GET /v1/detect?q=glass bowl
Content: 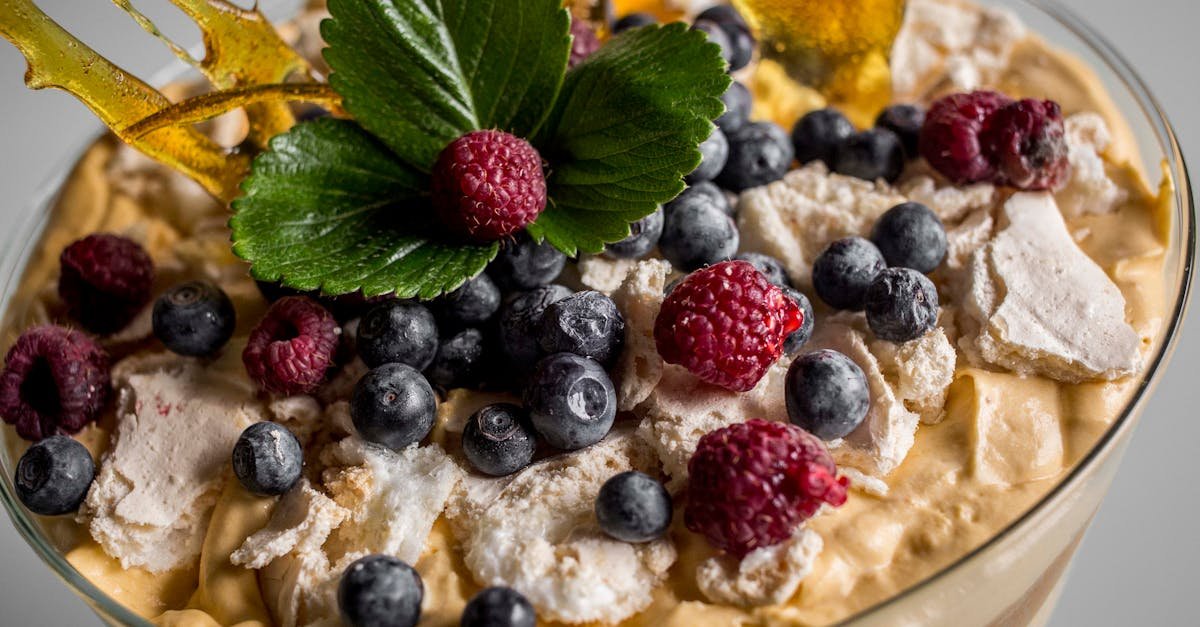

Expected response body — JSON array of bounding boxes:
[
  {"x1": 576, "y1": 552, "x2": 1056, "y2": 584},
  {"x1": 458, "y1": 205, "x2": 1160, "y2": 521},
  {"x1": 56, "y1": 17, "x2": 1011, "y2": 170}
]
[{"x1": 0, "y1": 1, "x2": 1192, "y2": 625}]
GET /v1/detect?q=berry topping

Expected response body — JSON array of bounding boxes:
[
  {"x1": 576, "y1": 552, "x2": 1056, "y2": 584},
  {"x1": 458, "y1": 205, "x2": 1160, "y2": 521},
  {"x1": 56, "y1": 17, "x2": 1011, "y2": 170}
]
[
  {"x1": 685, "y1": 419, "x2": 847, "y2": 558},
  {"x1": 243, "y1": 296, "x2": 339, "y2": 395},
  {"x1": 718, "y1": 121, "x2": 795, "y2": 192},
  {"x1": 0, "y1": 325, "x2": 109, "y2": 441},
  {"x1": 785, "y1": 350, "x2": 871, "y2": 440},
  {"x1": 424, "y1": 328, "x2": 487, "y2": 390},
  {"x1": 871, "y1": 202, "x2": 948, "y2": 274},
  {"x1": 691, "y1": 19, "x2": 734, "y2": 66},
  {"x1": 461, "y1": 403, "x2": 537, "y2": 477},
  {"x1": 792, "y1": 108, "x2": 855, "y2": 166},
  {"x1": 539, "y1": 290, "x2": 626, "y2": 367},
  {"x1": 14, "y1": 435, "x2": 94, "y2": 516},
  {"x1": 498, "y1": 284, "x2": 573, "y2": 374},
  {"x1": 232, "y1": 422, "x2": 303, "y2": 496},
  {"x1": 832, "y1": 129, "x2": 905, "y2": 183},
  {"x1": 687, "y1": 127, "x2": 730, "y2": 184},
  {"x1": 524, "y1": 352, "x2": 616, "y2": 451},
  {"x1": 812, "y1": 237, "x2": 887, "y2": 311},
  {"x1": 595, "y1": 470, "x2": 673, "y2": 543},
  {"x1": 700, "y1": 6, "x2": 755, "y2": 73},
  {"x1": 58, "y1": 233, "x2": 154, "y2": 334},
  {"x1": 919, "y1": 90, "x2": 1013, "y2": 184},
  {"x1": 431, "y1": 130, "x2": 547, "y2": 242},
  {"x1": 613, "y1": 12, "x2": 657, "y2": 34},
  {"x1": 874, "y1": 104, "x2": 926, "y2": 158},
  {"x1": 461, "y1": 587, "x2": 536, "y2": 627},
  {"x1": 433, "y1": 274, "x2": 501, "y2": 329},
  {"x1": 357, "y1": 301, "x2": 439, "y2": 370},
  {"x1": 735, "y1": 252, "x2": 793, "y2": 288},
  {"x1": 488, "y1": 233, "x2": 567, "y2": 291},
  {"x1": 654, "y1": 261, "x2": 802, "y2": 392},
  {"x1": 351, "y1": 363, "x2": 436, "y2": 451},
  {"x1": 660, "y1": 191, "x2": 739, "y2": 272},
  {"x1": 716, "y1": 81, "x2": 753, "y2": 135},
  {"x1": 982, "y1": 98, "x2": 1070, "y2": 190},
  {"x1": 782, "y1": 287, "x2": 816, "y2": 356},
  {"x1": 605, "y1": 207, "x2": 664, "y2": 259},
  {"x1": 152, "y1": 281, "x2": 236, "y2": 357},
  {"x1": 569, "y1": 18, "x2": 601, "y2": 68},
  {"x1": 865, "y1": 268, "x2": 940, "y2": 343},
  {"x1": 338, "y1": 555, "x2": 423, "y2": 627}
]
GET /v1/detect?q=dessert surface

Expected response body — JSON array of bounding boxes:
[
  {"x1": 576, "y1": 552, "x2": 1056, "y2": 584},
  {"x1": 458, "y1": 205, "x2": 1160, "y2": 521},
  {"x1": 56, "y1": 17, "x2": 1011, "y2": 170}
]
[{"x1": 0, "y1": 0, "x2": 1174, "y2": 626}]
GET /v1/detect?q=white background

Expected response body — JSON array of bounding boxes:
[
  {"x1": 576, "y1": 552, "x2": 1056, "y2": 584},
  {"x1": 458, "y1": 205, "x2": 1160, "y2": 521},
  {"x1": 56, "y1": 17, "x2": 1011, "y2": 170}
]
[{"x1": 0, "y1": 1, "x2": 1196, "y2": 625}]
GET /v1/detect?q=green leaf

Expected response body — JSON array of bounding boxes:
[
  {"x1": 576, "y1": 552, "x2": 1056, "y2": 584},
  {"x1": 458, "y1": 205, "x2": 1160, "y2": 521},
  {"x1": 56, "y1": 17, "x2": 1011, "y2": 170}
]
[
  {"x1": 321, "y1": 0, "x2": 571, "y2": 172},
  {"x1": 230, "y1": 118, "x2": 498, "y2": 300},
  {"x1": 532, "y1": 24, "x2": 731, "y2": 255}
]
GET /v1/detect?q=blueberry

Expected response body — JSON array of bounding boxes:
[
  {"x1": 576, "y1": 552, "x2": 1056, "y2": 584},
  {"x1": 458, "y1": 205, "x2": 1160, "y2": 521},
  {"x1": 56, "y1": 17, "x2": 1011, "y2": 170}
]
[
  {"x1": 659, "y1": 196, "x2": 739, "y2": 272},
  {"x1": 865, "y1": 268, "x2": 939, "y2": 343},
  {"x1": 358, "y1": 301, "x2": 439, "y2": 370},
  {"x1": 424, "y1": 328, "x2": 487, "y2": 390},
  {"x1": 461, "y1": 587, "x2": 536, "y2": 627},
  {"x1": 606, "y1": 207, "x2": 664, "y2": 259},
  {"x1": 351, "y1": 363, "x2": 437, "y2": 451},
  {"x1": 723, "y1": 23, "x2": 756, "y2": 72},
  {"x1": 338, "y1": 555, "x2": 422, "y2": 627},
  {"x1": 152, "y1": 280, "x2": 236, "y2": 357},
  {"x1": 232, "y1": 422, "x2": 303, "y2": 496},
  {"x1": 687, "y1": 127, "x2": 730, "y2": 184},
  {"x1": 785, "y1": 349, "x2": 870, "y2": 441},
  {"x1": 668, "y1": 182, "x2": 732, "y2": 217},
  {"x1": 697, "y1": 5, "x2": 749, "y2": 30},
  {"x1": 716, "y1": 81, "x2": 752, "y2": 135},
  {"x1": 718, "y1": 121, "x2": 795, "y2": 192},
  {"x1": 871, "y1": 202, "x2": 947, "y2": 274},
  {"x1": 792, "y1": 108, "x2": 855, "y2": 166},
  {"x1": 782, "y1": 287, "x2": 816, "y2": 355},
  {"x1": 832, "y1": 129, "x2": 905, "y2": 183},
  {"x1": 433, "y1": 274, "x2": 501, "y2": 329},
  {"x1": 812, "y1": 237, "x2": 886, "y2": 311},
  {"x1": 691, "y1": 19, "x2": 733, "y2": 66},
  {"x1": 488, "y1": 233, "x2": 567, "y2": 291},
  {"x1": 524, "y1": 353, "x2": 616, "y2": 450},
  {"x1": 613, "y1": 12, "x2": 656, "y2": 34},
  {"x1": 875, "y1": 104, "x2": 925, "y2": 159},
  {"x1": 498, "y1": 285, "x2": 573, "y2": 373},
  {"x1": 14, "y1": 435, "x2": 94, "y2": 516},
  {"x1": 539, "y1": 291, "x2": 625, "y2": 367},
  {"x1": 462, "y1": 403, "x2": 537, "y2": 476},
  {"x1": 595, "y1": 470, "x2": 672, "y2": 543},
  {"x1": 735, "y1": 252, "x2": 791, "y2": 287}
]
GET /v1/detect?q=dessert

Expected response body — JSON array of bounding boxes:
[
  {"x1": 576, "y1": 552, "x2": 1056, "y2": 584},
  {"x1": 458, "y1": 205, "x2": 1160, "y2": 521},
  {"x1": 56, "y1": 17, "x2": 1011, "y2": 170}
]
[{"x1": 0, "y1": 0, "x2": 1179, "y2": 626}]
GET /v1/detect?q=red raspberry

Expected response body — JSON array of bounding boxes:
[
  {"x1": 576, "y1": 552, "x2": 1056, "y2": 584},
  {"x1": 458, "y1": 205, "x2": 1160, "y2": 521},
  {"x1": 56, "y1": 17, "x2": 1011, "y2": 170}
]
[
  {"x1": 243, "y1": 296, "x2": 340, "y2": 395},
  {"x1": 919, "y1": 91, "x2": 1013, "y2": 184},
  {"x1": 58, "y1": 234, "x2": 154, "y2": 334},
  {"x1": 654, "y1": 260, "x2": 801, "y2": 392},
  {"x1": 0, "y1": 325, "x2": 110, "y2": 441},
  {"x1": 982, "y1": 98, "x2": 1070, "y2": 191},
  {"x1": 431, "y1": 130, "x2": 547, "y2": 243},
  {"x1": 685, "y1": 419, "x2": 848, "y2": 558},
  {"x1": 569, "y1": 18, "x2": 601, "y2": 68}
]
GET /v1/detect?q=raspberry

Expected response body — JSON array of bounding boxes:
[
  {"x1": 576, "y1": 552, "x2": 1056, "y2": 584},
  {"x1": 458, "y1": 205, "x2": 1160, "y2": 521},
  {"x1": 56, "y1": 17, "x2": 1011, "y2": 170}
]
[
  {"x1": 58, "y1": 234, "x2": 154, "y2": 334},
  {"x1": 0, "y1": 325, "x2": 110, "y2": 441},
  {"x1": 569, "y1": 18, "x2": 601, "y2": 68},
  {"x1": 685, "y1": 419, "x2": 848, "y2": 558},
  {"x1": 432, "y1": 130, "x2": 547, "y2": 243},
  {"x1": 654, "y1": 260, "x2": 802, "y2": 392},
  {"x1": 243, "y1": 296, "x2": 339, "y2": 395},
  {"x1": 919, "y1": 91, "x2": 1012, "y2": 184},
  {"x1": 982, "y1": 98, "x2": 1070, "y2": 190}
]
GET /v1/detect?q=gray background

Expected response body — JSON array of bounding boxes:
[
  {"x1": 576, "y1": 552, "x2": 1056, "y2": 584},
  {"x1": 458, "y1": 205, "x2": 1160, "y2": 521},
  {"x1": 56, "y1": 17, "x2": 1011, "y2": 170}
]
[{"x1": 0, "y1": 1, "x2": 1195, "y2": 625}]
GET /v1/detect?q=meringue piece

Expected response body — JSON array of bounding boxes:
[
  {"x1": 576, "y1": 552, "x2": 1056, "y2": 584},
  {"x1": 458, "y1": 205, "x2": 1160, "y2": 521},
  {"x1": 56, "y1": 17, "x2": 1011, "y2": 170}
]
[
  {"x1": 958, "y1": 192, "x2": 1141, "y2": 382},
  {"x1": 1057, "y1": 113, "x2": 1127, "y2": 217},
  {"x1": 871, "y1": 326, "x2": 958, "y2": 424},
  {"x1": 696, "y1": 527, "x2": 824, "y2": 607},
  {"x1": 231, "y1": 479, "x2": 349, "y2": 570},
  {"x1": 899, "y1": 175, "x2": 997, "y2": 224},
  {"x1": 611, "y1": 259, "x2": 672, "y2": 411},
  {"x1": 577, "y1": 255, "x2": 638, "y2": 295},
  {"x1": 82, "y1": 358, "x2": 264, "y2": 572},
  {"x1": 448, "y1": 429, "x2": 676, "y2": 625}
]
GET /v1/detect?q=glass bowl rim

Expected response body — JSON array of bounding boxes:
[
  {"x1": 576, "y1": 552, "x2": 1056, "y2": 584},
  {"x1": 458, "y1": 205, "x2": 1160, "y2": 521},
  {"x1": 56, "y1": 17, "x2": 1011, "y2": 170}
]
[{"x1": 0, "y1": 0, "x2": 1193, "y2": 625}]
